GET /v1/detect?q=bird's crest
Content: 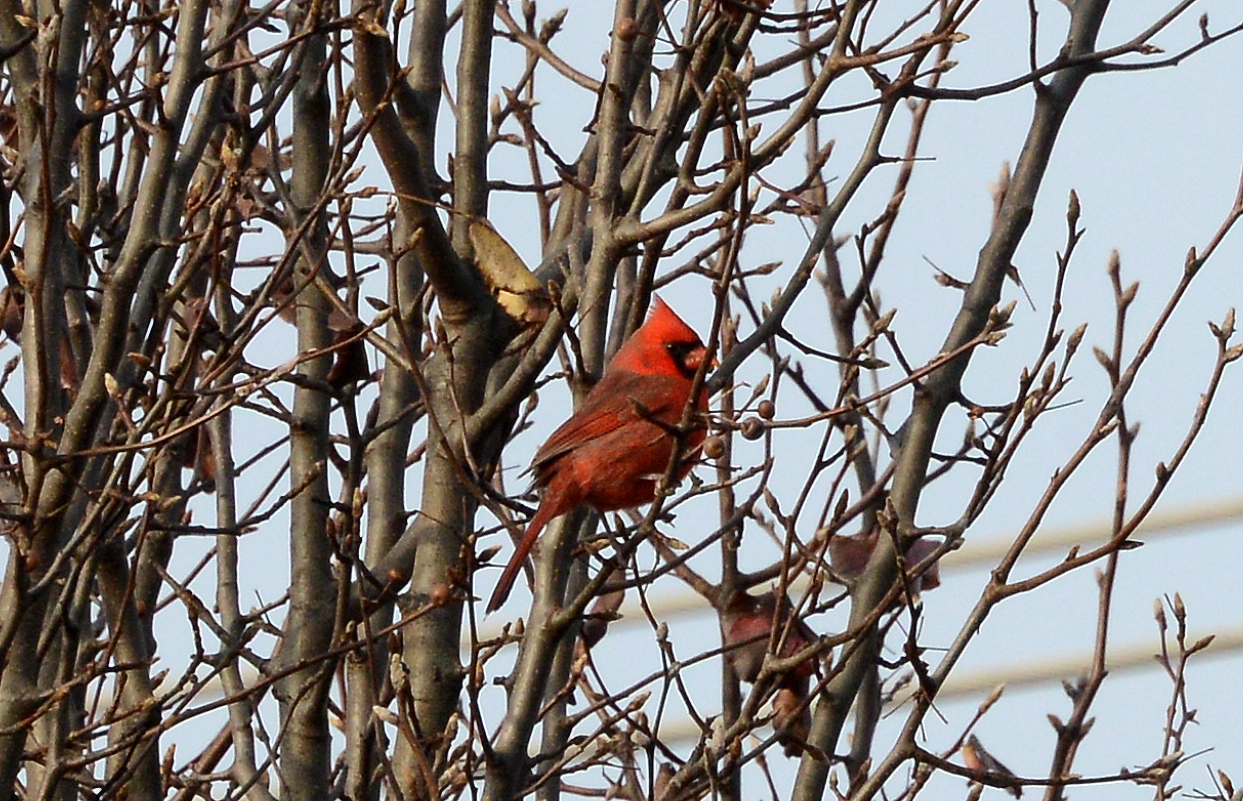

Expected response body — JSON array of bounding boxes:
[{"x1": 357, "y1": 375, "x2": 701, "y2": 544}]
[{"x1": 610, "y1": 296, "x2": 707, "y2": 379}]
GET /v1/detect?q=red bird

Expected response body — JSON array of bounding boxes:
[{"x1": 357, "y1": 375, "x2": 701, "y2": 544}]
[{"x1": 487, "y1": 298, "x2": 711, "y2": 613}]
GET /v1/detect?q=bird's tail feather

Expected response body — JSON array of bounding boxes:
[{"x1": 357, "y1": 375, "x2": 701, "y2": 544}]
[{"x1": 486, "y1": 500, "x2": 556, "y2": 613}]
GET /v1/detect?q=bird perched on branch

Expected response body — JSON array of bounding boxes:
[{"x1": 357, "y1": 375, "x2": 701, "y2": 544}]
[{"x1": 486, "y1": 297, "x2": 711, "y2": 613}]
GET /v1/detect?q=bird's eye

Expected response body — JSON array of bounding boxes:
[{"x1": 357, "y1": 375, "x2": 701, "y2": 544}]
[{"x1": 665, "y1": 340, "x2": 706, "y2": 379}]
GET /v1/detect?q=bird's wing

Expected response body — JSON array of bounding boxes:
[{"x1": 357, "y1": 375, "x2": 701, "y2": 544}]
[{"x1": 530, "y1": 370, "x2": 687, "y2": 480}]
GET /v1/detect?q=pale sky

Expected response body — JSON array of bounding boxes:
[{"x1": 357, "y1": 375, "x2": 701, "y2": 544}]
[
  {"x1": 118, "y1": 2, "x2": 1243, "y2": 796},
  {"x1": 472, "y1": 3, "x2": 1243, "y2": 796}
]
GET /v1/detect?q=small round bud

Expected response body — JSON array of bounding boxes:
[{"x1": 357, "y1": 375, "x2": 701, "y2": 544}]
[
  {"x1": 757, "y1": 399, "x2": 776, "y2": 420},
  {"x1": 702, "y1": 435, "x2": 726, "y2": 460},
  {"x1": 740, "y1": 418, "x2": 764, "y2": 440},
  {"x1": 430, "y1": 583, "x2": 451, "y2": 606},
  {"x1": 615, "y1": 17, "x2": 638, "y2": 41}
]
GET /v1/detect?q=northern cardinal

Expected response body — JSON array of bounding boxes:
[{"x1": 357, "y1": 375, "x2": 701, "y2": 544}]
[
  {"x1": 486, "y1": 298, "x2": 711, "y2": 613},
  {"x1": 720, "y1": 589, "x2": 820, "y2": 756}
]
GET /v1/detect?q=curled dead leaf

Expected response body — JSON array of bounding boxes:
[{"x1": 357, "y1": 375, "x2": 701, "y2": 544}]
[{"x1": 469, "y1": 218, "x2": 551, "y2": 326}]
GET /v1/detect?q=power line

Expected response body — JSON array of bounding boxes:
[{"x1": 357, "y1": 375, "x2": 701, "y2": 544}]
[
  {"x1": 652, "y1": 623, "x2": 1243, "y2": 746},
  {"x1": 477, "y1": 494, "x2": 1243, "y2": 639},
  {"x1": 493, "y1": 495, "x2": 1243, "y2": 745}
]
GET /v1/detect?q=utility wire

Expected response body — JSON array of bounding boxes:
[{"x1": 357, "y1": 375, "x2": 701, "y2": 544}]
[{"x1": 478, "y1": 494, "x2": 1243, "y2": 638}]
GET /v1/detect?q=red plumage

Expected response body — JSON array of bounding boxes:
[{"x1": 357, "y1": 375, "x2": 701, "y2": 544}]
[{"x1": 486, "y1": 298, "x2": 710, "y2": 613}]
